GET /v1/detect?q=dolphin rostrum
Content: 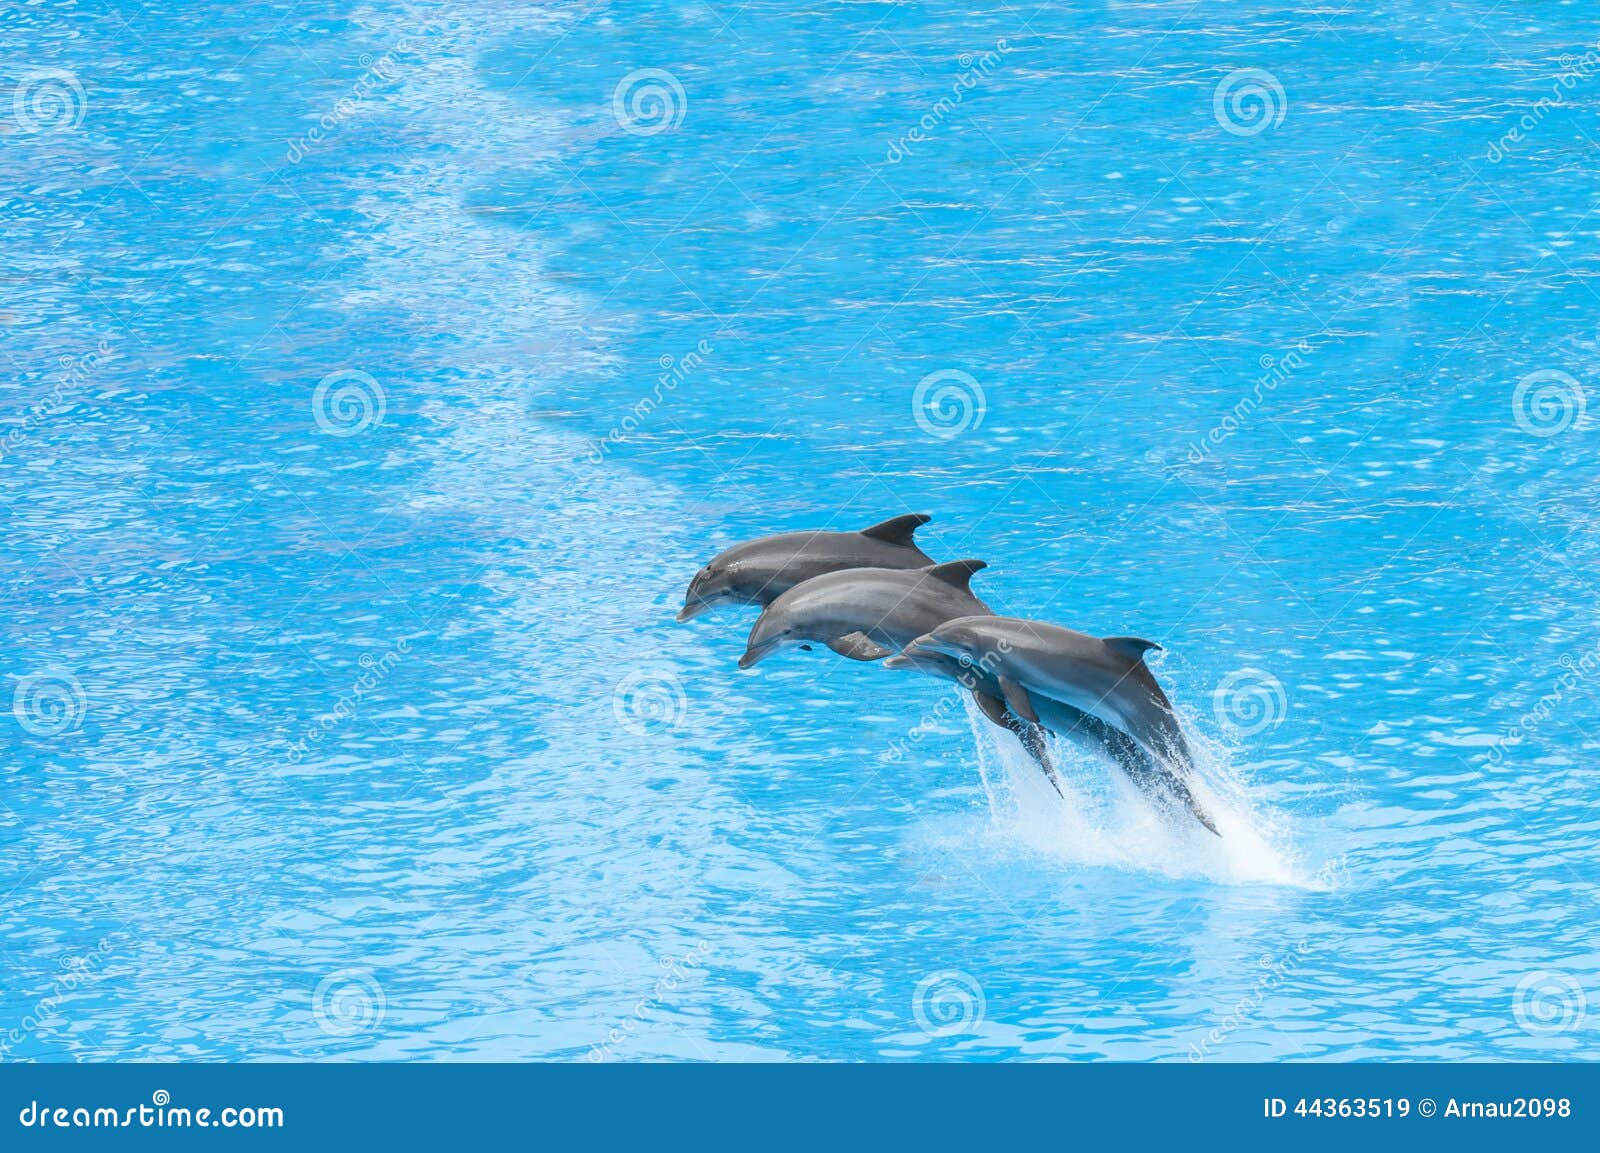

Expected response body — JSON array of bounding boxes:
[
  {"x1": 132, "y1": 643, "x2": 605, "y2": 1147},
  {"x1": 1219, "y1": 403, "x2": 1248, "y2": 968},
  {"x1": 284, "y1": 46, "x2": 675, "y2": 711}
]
[
  {"x1": 900, "y1": 615, "x2": 1219, "y2": 835},
  {"x1": 737, "y1": 561, "x2": 1062, "y2": 794},
  {"x1": 677, "y1": 514, "x2": 936, "y2": 622}
]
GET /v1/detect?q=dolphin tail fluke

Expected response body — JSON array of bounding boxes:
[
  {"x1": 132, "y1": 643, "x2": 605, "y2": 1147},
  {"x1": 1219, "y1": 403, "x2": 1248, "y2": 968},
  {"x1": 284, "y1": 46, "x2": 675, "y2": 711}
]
[
  {"x1": 1157, "y1": 763, "x2": 1221, "y2": 837},
  {"x1": 1083, "y1": 713, "x2": 1219, "y2": 837}
]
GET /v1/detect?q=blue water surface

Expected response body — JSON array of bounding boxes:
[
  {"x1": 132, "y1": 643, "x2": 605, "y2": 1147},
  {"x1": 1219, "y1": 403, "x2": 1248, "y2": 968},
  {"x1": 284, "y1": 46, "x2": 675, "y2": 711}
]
[{"x1": 3, "y1": 0, "x2": 1598, "y2": 1061}]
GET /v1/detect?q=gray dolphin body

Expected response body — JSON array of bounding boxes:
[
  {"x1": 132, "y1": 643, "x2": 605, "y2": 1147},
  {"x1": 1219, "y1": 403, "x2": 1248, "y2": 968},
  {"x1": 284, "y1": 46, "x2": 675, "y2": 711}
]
[
  {"x1": 738, "y1": 562, "x2": 1063, "y2": 794},
  {"x1": 738, "y1": 560, "x2": 994, "y2": 669},
  {"x1": 902, "y1": 615, "x2": 1219, "y2": 835},
  {"x1": 678, "y1": 514, "x2": 936, "y2": 622}
]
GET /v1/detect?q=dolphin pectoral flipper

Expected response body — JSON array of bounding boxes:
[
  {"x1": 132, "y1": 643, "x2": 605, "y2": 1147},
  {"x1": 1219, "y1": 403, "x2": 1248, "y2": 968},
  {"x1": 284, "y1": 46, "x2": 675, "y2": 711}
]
[
  {"x1": 826, "y1": 632, "x2": 894, "y2": 661},
  {"x1": 996, "y1": 676, "x2": 1038, "y2": 724},
  {"x1": 859, "y1": 513, "x2": 932, "y2": 545},
  {"x1": 969, "y1": 688, "x2": 1010, "y2": 730},
  {"x1": 1015, "y1": 723, "x2": 1063, "y2": 797},
  {"x1": 970, "y1": 689, "x2": 1062, "y2": 797}
]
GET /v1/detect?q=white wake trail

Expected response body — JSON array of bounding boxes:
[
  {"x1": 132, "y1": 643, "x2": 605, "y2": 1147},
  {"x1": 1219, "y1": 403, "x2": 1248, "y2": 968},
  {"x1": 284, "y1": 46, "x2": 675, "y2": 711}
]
[{"x1": 964, "y1": 698, "x2": 1305, "y2": 886}]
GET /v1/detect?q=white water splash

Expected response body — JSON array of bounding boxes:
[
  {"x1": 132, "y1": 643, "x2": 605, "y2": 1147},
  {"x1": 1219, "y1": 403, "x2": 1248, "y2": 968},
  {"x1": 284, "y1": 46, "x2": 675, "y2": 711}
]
[{"x1": 965, "y1": 698, "x2": 1305, "y2": 886}]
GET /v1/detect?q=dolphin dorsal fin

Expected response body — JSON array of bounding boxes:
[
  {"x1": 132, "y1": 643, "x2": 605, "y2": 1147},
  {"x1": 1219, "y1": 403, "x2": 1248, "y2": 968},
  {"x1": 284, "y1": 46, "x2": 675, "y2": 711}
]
[
  {"x1": 1103, "y1": 636, "x2": 1163, "y2": 663},
  {"x1": 923, "y1": 559, "x2": 987, "y2": 593},
  {"x1": 859, "y1": 513, "x2": 931, "y2": 546}
]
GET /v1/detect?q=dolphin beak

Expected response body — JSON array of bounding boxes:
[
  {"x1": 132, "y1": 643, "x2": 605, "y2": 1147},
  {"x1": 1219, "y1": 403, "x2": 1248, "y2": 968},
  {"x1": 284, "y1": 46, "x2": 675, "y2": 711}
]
[
  {"x1": 881, "y1": 655, "x2": 912, "y2": 670},
  {"x1": 676, "y1": 601, "x2": 708, "y2": 622},
  {"x1": 738, "y1": 636, "x2": 784, "y2": 670}
]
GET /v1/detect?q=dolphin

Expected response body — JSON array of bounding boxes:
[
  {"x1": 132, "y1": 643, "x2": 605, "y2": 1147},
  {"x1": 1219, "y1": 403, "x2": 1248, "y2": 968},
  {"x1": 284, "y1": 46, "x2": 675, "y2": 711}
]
[
  {"x1": 901, "y1": 615, "x2": 1219, "y2": 835},
  {"x1": 737, "y1": 560, "x2": 1062, "y2": 794},
  {"x1": 883, "y1": 649, "x2": 1165, "y2": 800},
  {"x1": 677, "y1": 514, "x2": 937, "y2": 622}
]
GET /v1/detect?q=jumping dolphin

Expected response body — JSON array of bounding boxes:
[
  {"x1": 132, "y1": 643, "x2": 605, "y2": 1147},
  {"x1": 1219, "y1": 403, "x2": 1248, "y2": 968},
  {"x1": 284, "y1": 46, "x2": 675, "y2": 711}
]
[
  {"x1": 900, "y1": 616, "x2": 1219, "y2": 835},
  {"x1": 736, "y1": 561, "x2": 1063, "y2": 794},
  {"x1": 677, "y1": 514, "x2": 937, "y2": 622},
  {"x1": 884, "y1": 649, "x2": 1165, "y2": 799}
]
